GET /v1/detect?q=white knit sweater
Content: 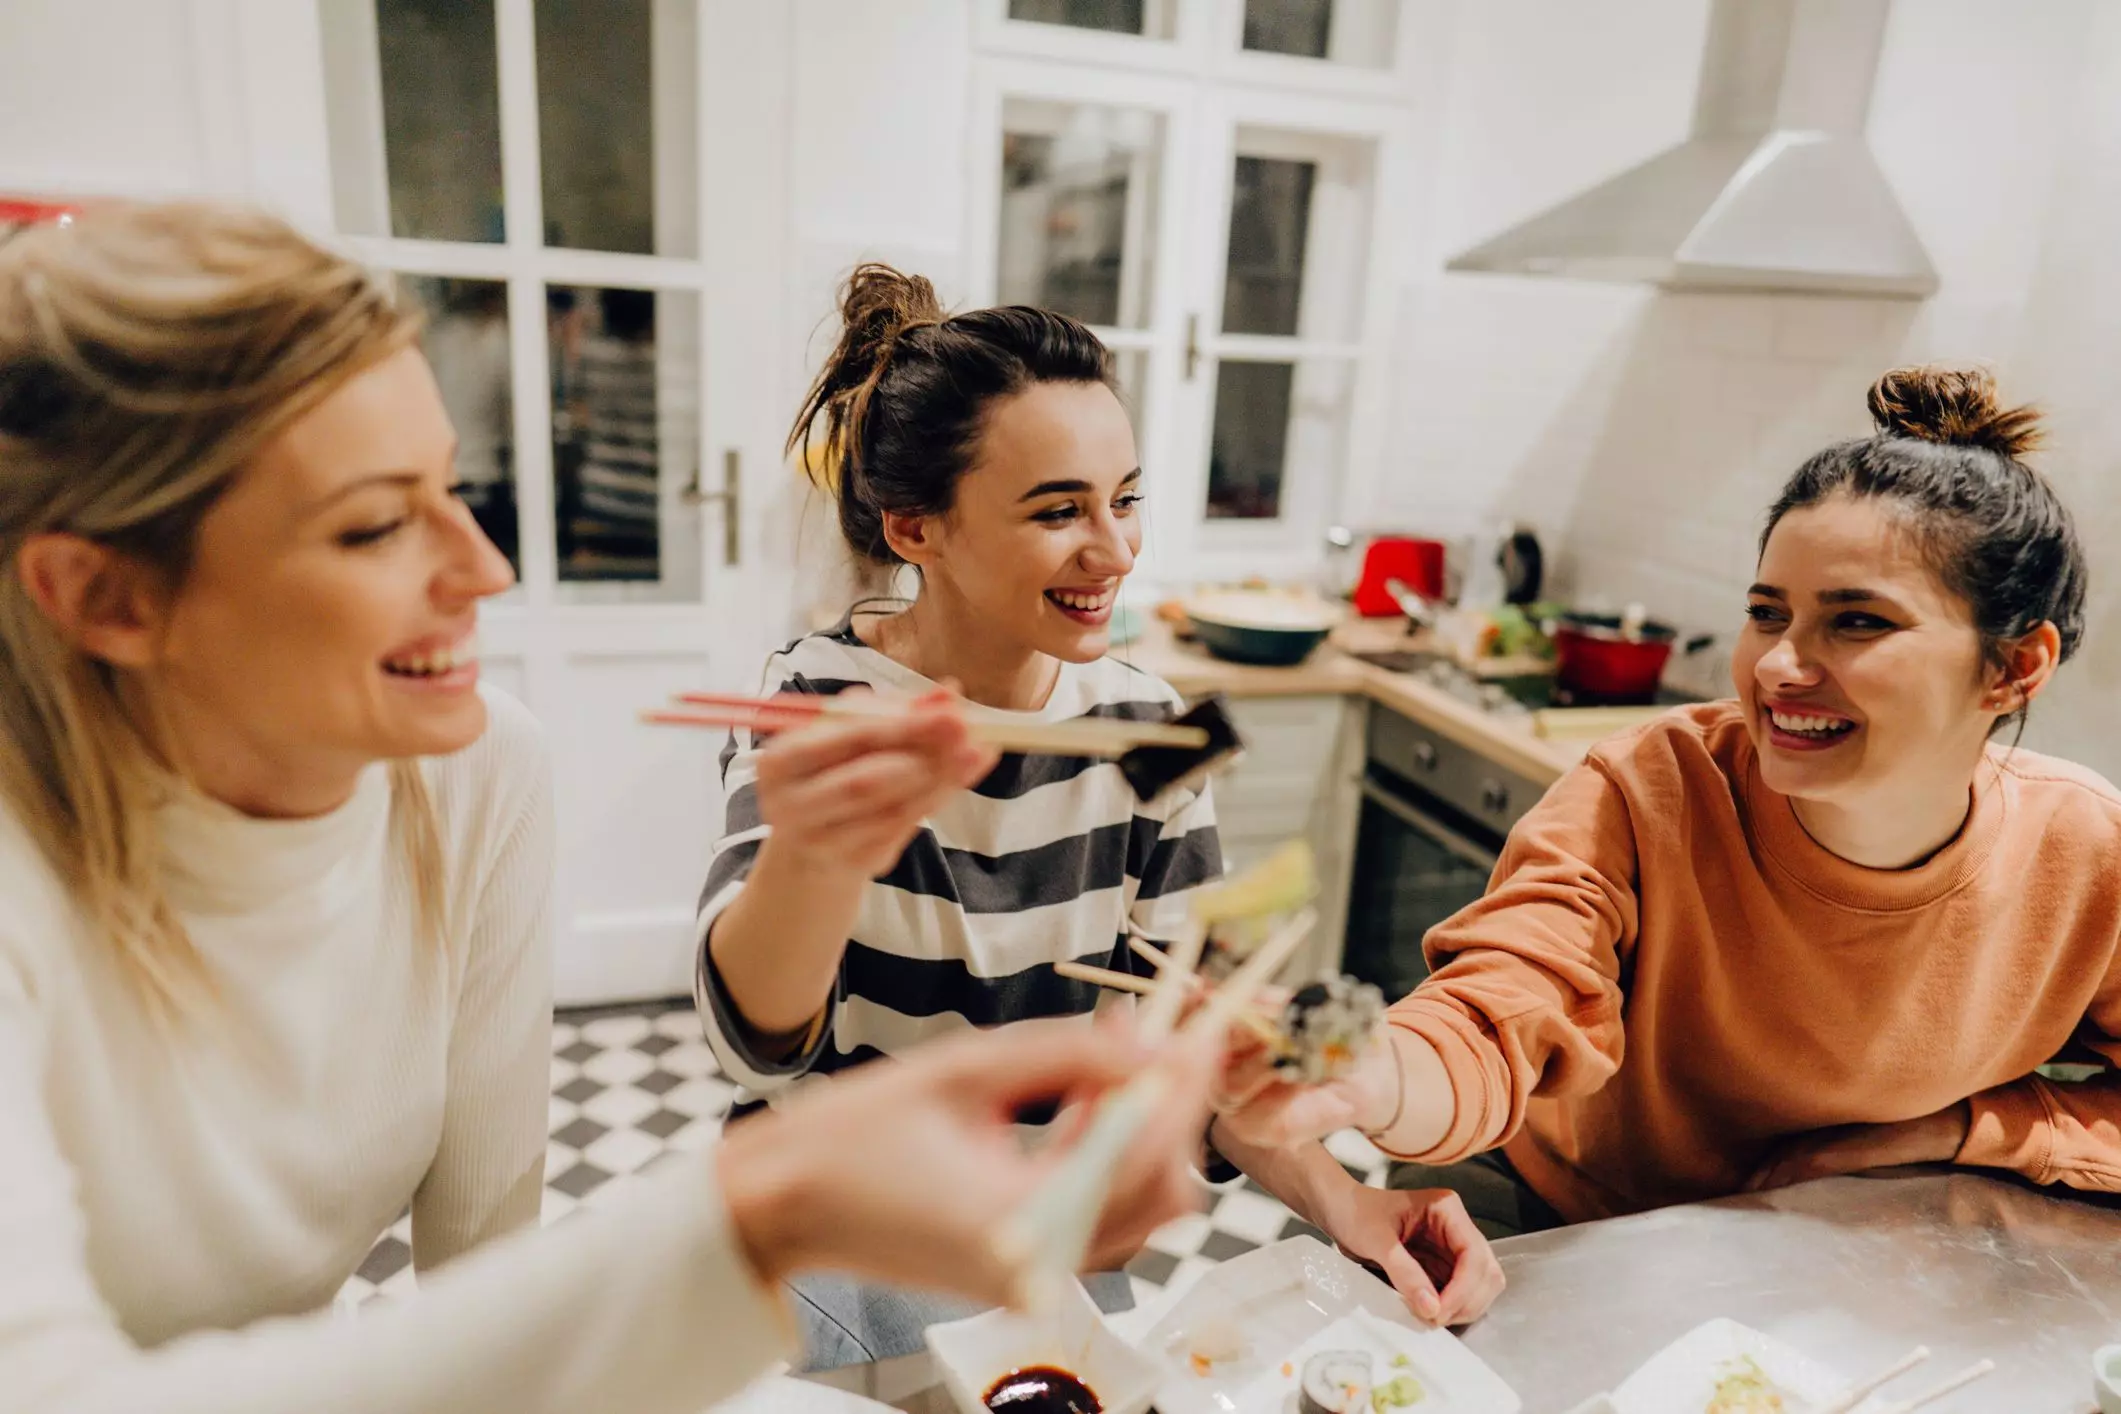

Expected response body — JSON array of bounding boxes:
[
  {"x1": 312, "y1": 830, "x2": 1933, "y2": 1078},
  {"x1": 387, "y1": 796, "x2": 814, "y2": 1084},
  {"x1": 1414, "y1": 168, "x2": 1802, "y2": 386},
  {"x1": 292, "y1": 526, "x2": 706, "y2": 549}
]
[{"x1": 0, "y1": 689, "x2": 789, "y2": 1414}]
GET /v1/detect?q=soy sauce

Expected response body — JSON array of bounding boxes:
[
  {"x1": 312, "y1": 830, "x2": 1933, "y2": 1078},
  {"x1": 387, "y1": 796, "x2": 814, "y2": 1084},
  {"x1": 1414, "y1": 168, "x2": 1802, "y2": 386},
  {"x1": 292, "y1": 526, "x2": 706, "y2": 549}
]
[{"x1": 981, "y1": 1366, "x2": 1101, "y2": 1414}]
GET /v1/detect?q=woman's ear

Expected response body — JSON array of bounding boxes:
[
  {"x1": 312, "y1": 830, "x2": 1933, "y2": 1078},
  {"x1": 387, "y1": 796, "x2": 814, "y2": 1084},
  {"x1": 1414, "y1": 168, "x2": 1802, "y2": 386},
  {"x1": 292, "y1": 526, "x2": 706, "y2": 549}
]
[
  {"x1": 1984, "y1": 621, "x2": 2062, "y2": 714},
  {"x1": 15, "y1": 533, "x2": 168, "y2": 669},
  {"x1": 879, "y1": 509, "x2": 943, "y2": 570}
]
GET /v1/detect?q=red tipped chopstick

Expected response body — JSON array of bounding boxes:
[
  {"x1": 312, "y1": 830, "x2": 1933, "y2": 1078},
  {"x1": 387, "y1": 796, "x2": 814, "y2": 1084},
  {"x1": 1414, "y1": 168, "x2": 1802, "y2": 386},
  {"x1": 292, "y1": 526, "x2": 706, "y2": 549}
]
[{"x1": 644, "y1": 689, "x2": 1209, "y2": 759}]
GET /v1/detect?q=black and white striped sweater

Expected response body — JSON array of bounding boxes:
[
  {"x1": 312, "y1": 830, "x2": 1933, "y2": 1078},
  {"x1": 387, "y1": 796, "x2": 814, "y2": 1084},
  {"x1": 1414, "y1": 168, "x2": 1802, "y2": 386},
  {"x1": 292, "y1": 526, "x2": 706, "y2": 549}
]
[{"x1": 694, "y1": 608, "x2": 1223, "y2": 1117}]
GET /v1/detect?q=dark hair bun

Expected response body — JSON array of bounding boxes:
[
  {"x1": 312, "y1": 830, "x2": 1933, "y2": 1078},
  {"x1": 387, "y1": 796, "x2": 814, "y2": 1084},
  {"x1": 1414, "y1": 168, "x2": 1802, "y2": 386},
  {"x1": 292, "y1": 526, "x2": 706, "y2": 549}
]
[
  {"x1": 1867, "y1": 366, "x2": 2043, "y2": 459},
  {"x1": 839, "y1": 263, "x2": 945, "y2": 358}
]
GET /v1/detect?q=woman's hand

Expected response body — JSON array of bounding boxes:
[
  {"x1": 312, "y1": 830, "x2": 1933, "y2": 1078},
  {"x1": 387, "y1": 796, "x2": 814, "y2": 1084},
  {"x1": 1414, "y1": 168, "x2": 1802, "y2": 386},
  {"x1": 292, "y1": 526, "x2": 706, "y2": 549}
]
[
  {"x1": 1308, "y1": 1178, "x2": 1506, "y2": 1328},
  {"x1": 755, "y1": 689, "x2": 997, "y2": 881},
  {"x1": 1210, "y1": 1027, "x2": 1403, "y2": 1151},
  {"x1": 717, "y1": 1017, "x2": 1221, "y2": 1307},
  {"x1": 1742, "y1": 1103, "x2": 1972, "y2": 1193}
]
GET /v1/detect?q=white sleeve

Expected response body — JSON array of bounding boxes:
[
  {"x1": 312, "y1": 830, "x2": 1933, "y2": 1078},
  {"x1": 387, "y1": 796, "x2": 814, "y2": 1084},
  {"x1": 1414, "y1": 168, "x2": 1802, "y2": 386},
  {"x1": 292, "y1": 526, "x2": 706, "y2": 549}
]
[
  {"x1": 694, "y1": 696, "x2": 836, "y2": 1097},
  {"x1": 412, "y1": 740, "x2": 556, "y2": 1272},
  {"x1": 0, "y1": 965, "x2": 794, "y2": 1414}
]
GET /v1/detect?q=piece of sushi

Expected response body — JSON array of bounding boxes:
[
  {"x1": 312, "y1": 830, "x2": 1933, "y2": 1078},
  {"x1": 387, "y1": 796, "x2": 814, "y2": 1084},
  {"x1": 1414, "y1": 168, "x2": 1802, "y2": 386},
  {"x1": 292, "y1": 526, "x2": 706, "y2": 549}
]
[
  {"x1": 1275, "y1": 975, "x2": 1388, "y2": 1084},
  {"x1": 1298, "y1": 1350, "x2": 1373, "y2": 1414}
]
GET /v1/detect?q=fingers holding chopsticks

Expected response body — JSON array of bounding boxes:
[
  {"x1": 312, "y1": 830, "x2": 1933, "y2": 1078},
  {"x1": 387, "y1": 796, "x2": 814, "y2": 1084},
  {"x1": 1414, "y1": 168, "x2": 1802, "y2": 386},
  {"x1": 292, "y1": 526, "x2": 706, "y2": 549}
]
[{"x1": 752, "y1": 689, "x2": 999, "y2": 878}]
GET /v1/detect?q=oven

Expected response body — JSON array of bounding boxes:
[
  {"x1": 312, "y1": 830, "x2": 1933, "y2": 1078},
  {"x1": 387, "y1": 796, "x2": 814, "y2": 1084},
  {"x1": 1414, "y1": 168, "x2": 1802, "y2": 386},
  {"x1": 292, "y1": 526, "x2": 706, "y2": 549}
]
[{"x1": 1339, "y1": 704, "x2": 1546, "y2": 1001}]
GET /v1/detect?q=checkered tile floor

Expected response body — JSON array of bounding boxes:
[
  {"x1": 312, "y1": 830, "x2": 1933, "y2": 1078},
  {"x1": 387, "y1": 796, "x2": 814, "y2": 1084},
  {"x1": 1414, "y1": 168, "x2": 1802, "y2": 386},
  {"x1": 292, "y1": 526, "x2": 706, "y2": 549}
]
[{"x1": 339, "y1": 1000, "x2": 1392, "y2": 1312}]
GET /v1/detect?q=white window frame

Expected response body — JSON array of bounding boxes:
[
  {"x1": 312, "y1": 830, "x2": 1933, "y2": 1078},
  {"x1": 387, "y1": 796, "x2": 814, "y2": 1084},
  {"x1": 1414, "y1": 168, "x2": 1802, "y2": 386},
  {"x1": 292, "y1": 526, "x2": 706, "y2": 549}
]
[
  {"x1": 317, "y1": 0, "x2": 738, "y2": 661},
  {"x1": 969, "y1": 7, "x2": 1418, "y2": 586}
]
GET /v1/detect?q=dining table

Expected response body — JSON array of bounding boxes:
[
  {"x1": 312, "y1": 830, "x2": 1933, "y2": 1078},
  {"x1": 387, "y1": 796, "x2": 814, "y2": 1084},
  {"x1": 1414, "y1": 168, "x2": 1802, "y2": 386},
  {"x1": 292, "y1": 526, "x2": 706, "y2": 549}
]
[{"x1": 801, "y1": 1170, "x2": 2121, "y2": 1413}]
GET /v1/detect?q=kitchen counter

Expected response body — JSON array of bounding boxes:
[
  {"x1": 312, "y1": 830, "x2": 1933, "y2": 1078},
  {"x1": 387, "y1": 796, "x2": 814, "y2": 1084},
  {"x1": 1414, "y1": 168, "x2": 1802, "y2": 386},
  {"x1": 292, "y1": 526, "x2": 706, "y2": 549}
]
[
  {"x1": 1124, "y1": 616, "x2": 1589, "y2": 786},
  {"x1": 1467, "y1": 1171, "x2": 2121, "y2": 1411},
  {"x1": 809, "y1": 1172, "x2": 2121, "y2": 1413}
]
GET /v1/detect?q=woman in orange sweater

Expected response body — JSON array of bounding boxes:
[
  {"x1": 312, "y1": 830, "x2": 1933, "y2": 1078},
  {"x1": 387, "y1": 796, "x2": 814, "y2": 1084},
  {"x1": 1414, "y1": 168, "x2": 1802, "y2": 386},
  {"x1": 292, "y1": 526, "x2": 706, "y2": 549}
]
[{"x1": 1215, "y1": 365, "x2": 2119, "y2": 1237}]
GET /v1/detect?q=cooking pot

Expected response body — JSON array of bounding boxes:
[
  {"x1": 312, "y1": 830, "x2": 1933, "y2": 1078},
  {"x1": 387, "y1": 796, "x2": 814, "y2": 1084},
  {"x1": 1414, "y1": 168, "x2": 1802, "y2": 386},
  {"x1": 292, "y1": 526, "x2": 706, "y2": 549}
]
[{"x1": 1551, "y1": 612, "x2": 1713, "y2": 703}]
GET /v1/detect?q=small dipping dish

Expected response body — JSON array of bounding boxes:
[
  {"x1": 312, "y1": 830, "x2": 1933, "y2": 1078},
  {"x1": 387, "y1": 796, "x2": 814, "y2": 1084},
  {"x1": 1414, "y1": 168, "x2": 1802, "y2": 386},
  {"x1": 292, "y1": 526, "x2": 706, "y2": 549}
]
[{"x1": 926, "y1": 1282, "x2": 1157, "y2": 1414}]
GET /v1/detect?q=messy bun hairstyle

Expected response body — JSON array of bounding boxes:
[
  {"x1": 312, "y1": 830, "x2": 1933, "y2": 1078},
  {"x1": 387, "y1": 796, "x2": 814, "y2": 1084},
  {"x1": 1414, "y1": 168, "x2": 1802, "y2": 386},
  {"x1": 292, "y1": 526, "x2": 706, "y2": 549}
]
[
  {"x1": 1761, "y1": 366, "x2": 2088, "y2": 728},
  {"x1": 787, "y1": 263, "x2": 1113, "y2": 565}
]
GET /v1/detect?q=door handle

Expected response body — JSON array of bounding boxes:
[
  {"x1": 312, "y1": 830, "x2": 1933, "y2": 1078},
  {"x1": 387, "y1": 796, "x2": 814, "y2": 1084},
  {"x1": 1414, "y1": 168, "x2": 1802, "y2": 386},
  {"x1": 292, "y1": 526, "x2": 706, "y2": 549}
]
[
  {"x1": 682, "y1": 448, "x2": 741, "y2": 566},
  {"x1": 1184, "y1": 312, "x2": 1201, "y2": 380}
]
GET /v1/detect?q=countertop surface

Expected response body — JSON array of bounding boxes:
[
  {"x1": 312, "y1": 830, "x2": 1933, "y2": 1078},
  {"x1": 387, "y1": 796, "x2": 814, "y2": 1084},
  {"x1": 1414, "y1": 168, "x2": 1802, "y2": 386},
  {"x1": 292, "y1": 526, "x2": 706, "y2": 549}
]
[
  {"x1": 1123, "y1": 616, "x2": 1624, "y2": 786},
  {"x1": 1465, "y1": 1171, "x2": 2121, "y2": 1411},
  {"x1": 810, "y1": 1172, "x2": 2121, "y2": 1414}
]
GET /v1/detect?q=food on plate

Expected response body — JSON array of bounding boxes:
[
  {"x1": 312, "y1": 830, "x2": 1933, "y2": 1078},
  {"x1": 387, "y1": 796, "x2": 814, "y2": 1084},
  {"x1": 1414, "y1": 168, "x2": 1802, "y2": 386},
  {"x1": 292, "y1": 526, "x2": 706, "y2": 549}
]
[
  {"x1": 982, "y1": 1366, "x2": 1101, "y2": 1414},
  {"x1": 1369, "y1": 1373, "x2": 1426, "y2": 1411},
  {"x1": 1273, "y1": 975, "x2": 1388, "y2": 1085},
  {"x1": 1182, "y1": 1316, "x2": 1247, "y2": 1374},
  {"x1": 1704, "y1": 1355, "x2": 1785, "y2": 1413},
  {"x1": 1298, "y1": 1350, "x2": 1374, "y2": 1414}
]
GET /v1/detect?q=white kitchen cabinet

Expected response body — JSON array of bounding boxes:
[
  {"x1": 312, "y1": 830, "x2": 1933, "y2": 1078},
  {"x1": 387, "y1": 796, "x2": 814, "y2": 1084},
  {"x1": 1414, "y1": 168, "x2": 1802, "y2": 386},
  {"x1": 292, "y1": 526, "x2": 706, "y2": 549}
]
[{"x1": 1203, "y1": 693, "x2": 1364, "y2": 979}]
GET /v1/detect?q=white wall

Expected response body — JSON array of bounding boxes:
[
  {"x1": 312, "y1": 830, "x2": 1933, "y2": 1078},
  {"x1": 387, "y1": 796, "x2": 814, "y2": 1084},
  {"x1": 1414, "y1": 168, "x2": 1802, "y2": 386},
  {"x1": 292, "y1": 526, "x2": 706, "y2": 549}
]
[
  {"x1": 1363, "y1": 0, "x2": 2120, "y2": 777},
  {"x1": 7, "y1": 0, "x2": 2115, "y2": 774}
]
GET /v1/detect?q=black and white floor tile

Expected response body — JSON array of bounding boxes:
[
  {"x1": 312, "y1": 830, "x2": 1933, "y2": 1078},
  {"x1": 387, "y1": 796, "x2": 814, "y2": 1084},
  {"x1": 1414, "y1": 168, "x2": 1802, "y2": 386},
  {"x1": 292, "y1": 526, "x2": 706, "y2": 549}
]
[{"x1": 340, "y1": 1000, "x2": 1392, "y2": 1313}]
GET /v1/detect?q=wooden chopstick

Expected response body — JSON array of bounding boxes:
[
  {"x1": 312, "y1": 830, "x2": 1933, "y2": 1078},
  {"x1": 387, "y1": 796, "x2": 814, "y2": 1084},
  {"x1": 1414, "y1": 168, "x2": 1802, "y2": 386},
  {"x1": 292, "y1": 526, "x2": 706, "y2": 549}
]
[
  {"x1": 666, "y1": 690, "x2": 1209, "y2": 756},
  {"x1": 1055, "y1": 960, "x2": 1284, "y2": 1042},
  {"x1": 1871, "y1": 1359, "x2": 1994, "y2": 1414},
  {"x1": 1816, "y1": 1346, "x2": 1929, "y2": 1414}
]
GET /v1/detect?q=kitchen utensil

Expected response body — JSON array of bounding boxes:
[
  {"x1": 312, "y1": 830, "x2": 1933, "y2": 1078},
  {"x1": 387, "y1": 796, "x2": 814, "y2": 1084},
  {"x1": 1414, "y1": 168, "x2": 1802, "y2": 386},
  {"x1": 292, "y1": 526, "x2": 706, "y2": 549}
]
[
  {"x1": 1550, "y1": 612, "x2": 1714, "y2": 704},
  {"x1": 1184, "y1": 592, "x2": 1340, "y2": 667},
  {"x1": 1816, "y1": 1345, "x2": 1929, "y2": 1414},
  {"x1": 1353, "y1": 538, "x2": 1447, "y2": 617},
  {"x1": 646, "y1": 690, "x2": 1245, "y2": 804},
  {"x1": 1052, "y1": 958, "x2": 1282, "y2": 1042},
  {"x1": 1871, "y1": 1359, "x2": 1993, "y2": 1414},
  {"x1": 1383, "y1": 578, "x2": 1433, "y2": 631},
  {"x1": 1499, "y1": 528, "x2": 1544, "y2": 604}
]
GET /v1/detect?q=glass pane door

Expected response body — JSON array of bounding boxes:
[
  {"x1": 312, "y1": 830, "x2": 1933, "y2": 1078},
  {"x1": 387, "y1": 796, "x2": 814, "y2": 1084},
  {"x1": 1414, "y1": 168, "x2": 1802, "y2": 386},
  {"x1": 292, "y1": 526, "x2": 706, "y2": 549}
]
[
  {"x1": 1240, "y1": 0, "x2": 1398, "y2": 69},
  {"x1": 1006, "y1": 0, "x2": 1177, "y2": 40},
  {"x1": 998, "y1": 98, "x2": 1165, "y2": 330},
  {"x1": 1197, "y1": 124, "x2": 1374, "y2": 524}
]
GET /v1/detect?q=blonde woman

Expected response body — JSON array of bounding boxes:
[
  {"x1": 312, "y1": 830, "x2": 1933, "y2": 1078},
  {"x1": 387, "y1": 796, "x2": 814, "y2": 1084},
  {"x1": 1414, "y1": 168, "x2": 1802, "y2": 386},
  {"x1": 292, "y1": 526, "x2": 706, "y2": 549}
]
[{"x1": 0, "y1": 200, "x2": 1218, "y2": 1413}]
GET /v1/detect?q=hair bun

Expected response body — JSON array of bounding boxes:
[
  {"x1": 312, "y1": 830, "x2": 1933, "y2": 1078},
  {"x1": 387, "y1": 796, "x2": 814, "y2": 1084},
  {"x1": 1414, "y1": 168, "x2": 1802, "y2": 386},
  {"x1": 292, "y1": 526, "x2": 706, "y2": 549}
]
[
  {"x1": 1867, "y1": 365, "x2": 2043, "y2": 459},
  {"x1": 839, "y1": 263, "x2": 945, "y2": 352}
]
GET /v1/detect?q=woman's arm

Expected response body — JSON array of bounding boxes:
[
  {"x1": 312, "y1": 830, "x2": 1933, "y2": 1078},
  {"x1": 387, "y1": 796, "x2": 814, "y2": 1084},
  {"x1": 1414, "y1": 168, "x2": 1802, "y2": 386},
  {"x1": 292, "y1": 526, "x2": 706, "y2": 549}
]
[
  {"x1": 0, "y1": 998, "x2": 1211, "y2": 1414},
  {"x1": 698, "y1": 694, "x2": 995, "y2": 1084},
  {"x1": 1212, "y1": 761, "x2": 1641, "y2": 1162}
]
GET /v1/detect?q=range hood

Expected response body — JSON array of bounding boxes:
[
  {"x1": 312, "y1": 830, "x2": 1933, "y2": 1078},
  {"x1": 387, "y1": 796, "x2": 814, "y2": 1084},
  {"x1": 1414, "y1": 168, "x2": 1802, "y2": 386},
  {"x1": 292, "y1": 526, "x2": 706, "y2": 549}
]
[{"x1": 1445, "y1": 0, "x2": 1937, "y2": 298}]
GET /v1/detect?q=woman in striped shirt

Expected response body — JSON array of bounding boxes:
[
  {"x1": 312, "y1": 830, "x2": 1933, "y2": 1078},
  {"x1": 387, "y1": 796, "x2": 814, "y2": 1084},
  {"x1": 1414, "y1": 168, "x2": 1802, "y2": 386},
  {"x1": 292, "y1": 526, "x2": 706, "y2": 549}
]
[{"x1": 695, "y1": 266, "x2": 1502, "y2": 1366}]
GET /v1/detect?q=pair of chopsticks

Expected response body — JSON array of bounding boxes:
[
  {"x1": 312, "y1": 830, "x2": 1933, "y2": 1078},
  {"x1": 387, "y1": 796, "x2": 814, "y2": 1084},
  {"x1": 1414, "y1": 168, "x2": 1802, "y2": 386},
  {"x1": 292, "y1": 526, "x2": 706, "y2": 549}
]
[
  {"x1": 1054, "y1": 936, "x2": 1284, "y2": 1044},
  {"x1": 1817, "y1": 1345, "x2": 1995, "y2": 1414},
  {"x1": 645, "y1": 690, "x2": 1208, "y2": 759},
  {"x1": 990, "y1": 908, "x2": 1317, "y2": 1309}
]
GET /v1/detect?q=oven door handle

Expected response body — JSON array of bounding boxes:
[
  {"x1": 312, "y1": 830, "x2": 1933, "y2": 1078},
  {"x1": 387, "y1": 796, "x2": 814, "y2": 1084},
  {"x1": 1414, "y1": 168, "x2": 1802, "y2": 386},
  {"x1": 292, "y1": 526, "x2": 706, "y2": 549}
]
[{"x1": 1360, "y1": 777, "x2": 1502, "y2": 872}]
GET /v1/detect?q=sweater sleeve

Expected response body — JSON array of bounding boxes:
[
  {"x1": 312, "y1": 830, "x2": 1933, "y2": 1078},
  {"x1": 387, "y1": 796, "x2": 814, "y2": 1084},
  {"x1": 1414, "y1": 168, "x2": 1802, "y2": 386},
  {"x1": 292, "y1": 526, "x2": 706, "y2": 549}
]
[
  {"x1": 1958, "y1": 961, "x2": 2121, "y2": 1190},
  {"x1": 0, "y1": 961, "x2": 794, "y2": 1414},
  {"x1": 412, "y1": 739, "x2": 556, "y2": 1272},
  {"x1": 1381, "y1": 761, "x2": 1640, "y2": 1163},
  {"x1": 1128, "y1": 776, "x2": 1222, "y2": 945}
]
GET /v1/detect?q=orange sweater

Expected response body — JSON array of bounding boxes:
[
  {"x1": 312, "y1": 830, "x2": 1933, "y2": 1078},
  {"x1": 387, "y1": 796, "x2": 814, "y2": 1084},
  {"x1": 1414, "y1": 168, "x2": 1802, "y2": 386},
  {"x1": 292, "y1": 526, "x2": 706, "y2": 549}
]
[{"x1": 1385, "y1": 702, "x2": 2121, "y2": 1223}]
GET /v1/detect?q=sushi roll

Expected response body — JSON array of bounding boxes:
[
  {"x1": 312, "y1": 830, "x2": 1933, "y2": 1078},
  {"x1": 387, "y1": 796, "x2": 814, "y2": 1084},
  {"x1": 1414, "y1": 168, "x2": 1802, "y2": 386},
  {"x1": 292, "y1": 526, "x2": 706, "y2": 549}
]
[
  {"x1": 1298, "y1": 1351, "x2": 1373, "y2": 1414},
  {"x1": 1275, "y1": 975, "x2": 1387, "y2": 1085}
]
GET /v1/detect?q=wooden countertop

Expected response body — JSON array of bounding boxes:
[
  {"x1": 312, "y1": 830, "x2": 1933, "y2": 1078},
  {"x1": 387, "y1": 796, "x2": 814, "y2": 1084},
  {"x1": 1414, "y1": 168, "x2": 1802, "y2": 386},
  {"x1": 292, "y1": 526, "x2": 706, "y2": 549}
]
[{"x1": 1124, "y1": 616, "x2": 1612, "y2": 785}]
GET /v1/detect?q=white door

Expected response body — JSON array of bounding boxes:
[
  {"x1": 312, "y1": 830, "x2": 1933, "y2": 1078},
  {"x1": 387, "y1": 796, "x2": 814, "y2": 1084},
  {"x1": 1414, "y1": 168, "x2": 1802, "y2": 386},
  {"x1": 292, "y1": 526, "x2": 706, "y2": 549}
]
[
  {"x1": 309, "y1": 0, "x2": 791, "y2": 1003},
  {"x1": 969, "y1": 0, "x2": 1415, "y2": 590}
]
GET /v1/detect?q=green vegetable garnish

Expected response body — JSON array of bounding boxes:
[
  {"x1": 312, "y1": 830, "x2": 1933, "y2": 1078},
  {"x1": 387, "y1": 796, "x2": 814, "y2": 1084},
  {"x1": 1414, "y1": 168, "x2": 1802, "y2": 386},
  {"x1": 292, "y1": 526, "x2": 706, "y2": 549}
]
[{"x1": 1369, "y1": 1374, "x2": 1424, "y2": 1410}]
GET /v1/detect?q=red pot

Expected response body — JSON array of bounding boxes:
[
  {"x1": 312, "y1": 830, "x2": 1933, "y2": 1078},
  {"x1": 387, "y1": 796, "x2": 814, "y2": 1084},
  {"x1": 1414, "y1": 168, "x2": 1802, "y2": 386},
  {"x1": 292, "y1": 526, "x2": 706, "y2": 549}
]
[{"x1": 1552, "y1": 614, "x2": 1680, "y2": 703}]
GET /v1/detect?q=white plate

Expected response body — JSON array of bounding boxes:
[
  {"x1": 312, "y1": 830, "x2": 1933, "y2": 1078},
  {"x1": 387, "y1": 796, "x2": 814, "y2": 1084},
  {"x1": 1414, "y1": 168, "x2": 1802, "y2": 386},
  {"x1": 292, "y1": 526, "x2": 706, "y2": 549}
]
[
  {"x1": 1142, "y1": 1237, "x2": 1520, "y2": 1414},
  {"x1": 1608, "y1": 1319, "x2": 1875, "y2": 1414}
]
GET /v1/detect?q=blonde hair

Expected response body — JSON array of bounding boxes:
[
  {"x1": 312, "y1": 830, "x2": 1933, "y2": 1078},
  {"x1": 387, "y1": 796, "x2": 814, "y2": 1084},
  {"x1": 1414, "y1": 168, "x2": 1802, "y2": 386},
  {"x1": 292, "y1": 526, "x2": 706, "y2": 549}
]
[{"x1": 0, "y1": 200, "x2": 445, "y2": 1013}]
